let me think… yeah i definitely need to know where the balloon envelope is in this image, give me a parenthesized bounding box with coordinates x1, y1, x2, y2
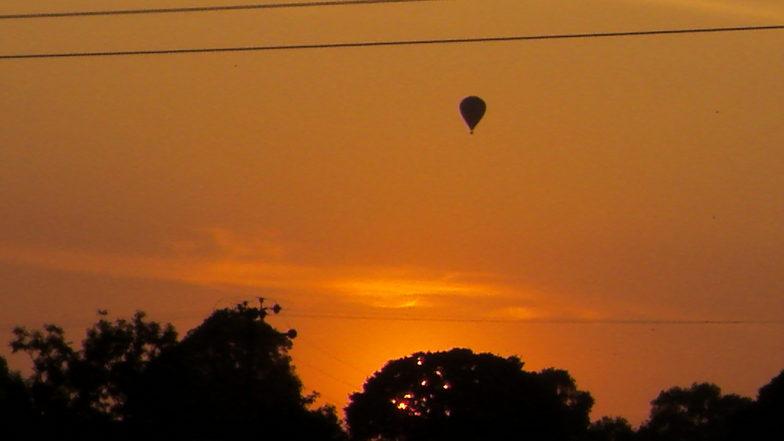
(459, 96, 486, 134)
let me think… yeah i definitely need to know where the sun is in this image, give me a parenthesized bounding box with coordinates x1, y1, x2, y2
(334, 276, 492, 309)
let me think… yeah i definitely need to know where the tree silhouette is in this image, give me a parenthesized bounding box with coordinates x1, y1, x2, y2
(586, 416, 636, 441)
(8, 302, 779, 441)
(752, 369, 784, 438)
(124, 300, 346, 441)
(7, 303, 346, 441)
(345, 348, 593, 441)
(0, 356, 34, 440)
(637, 382, 751, 441)
(10, 311, 177, 440)
(726, 370, 784, 441)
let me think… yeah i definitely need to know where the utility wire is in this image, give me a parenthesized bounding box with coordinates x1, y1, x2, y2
(284, 313, 784, 325)
(297, 338, 368, 375)
(3, 313, 782, 333)
(0, 0, 441, 20)
(2, 24, 782, 60)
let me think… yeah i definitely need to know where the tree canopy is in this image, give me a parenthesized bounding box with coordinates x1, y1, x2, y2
(124, 301, 344, 441)
(586, 416, 636, 441)
(2, 305, 783, 441)
(0, 355, 33, 440)
(726, 369, 784, 441)
(345, 347, 593, 441)
(636, 382, 752, 441)
(752, 369, 784, 438)
(10, 310, 178, 440)
(5, 301, 345, 441)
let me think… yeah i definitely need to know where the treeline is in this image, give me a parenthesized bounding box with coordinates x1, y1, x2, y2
(0, 302, 781, 441)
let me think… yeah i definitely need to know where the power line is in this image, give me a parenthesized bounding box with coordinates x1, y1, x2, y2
(284, 312, 784, 325)
(294, 358, 358, 389)
(0, 0, 441, 20)
(2, 24, 782, 60)
(297, 337, 368, 375)
(8, 313, 776, 328)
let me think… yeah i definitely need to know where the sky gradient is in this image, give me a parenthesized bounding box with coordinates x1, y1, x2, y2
(2, 0, 783, 424)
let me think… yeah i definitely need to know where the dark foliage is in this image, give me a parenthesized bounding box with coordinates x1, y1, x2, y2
(4, 303, 346, 441)
(586, 416, 636, 441)
(637, 382, 752, 441)
(10, 311, 178, 440)
(3, 305, 783, 441)
(0, 356, 34, 440)
(124, 301, 345, 441)
(726, 369, 784, 441)
(345, 347, 594, 441)
(753, 369, 784, 437)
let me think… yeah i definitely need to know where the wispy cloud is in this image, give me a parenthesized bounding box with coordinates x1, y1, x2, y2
(0, 228, 603, 321)
(330, 273, 503, 309)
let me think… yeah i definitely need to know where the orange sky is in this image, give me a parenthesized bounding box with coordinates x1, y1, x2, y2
(2, 0, 784, 425)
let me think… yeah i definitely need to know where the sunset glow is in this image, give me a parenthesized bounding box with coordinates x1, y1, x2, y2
(2, 0, 783, 426)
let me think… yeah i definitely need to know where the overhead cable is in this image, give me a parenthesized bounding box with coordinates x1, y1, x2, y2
(2, 24, 782, 60)
(0, 0, 441, 20)
(285, 313, 784, 325)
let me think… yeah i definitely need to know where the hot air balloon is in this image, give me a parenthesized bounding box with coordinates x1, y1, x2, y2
(459, 96, 486, 134)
